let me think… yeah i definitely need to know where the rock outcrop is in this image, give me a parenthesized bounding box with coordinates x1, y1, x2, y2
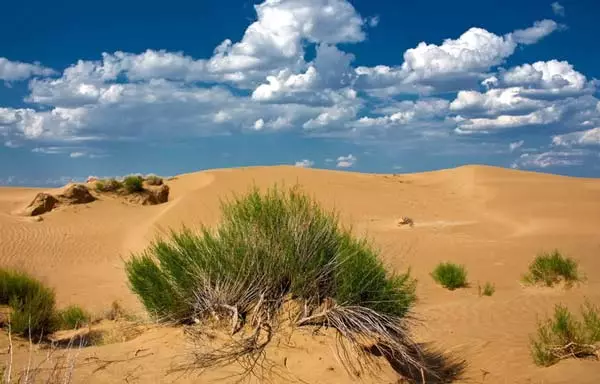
(24, 193, 59, 216)
(58, 184, 96, 204)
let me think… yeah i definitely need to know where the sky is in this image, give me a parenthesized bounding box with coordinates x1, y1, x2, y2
(1, 0, 600, 186)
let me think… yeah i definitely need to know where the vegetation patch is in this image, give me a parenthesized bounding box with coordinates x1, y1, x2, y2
(122, 175, 144, 193)
(125, 185, 451, 378)
(523, 250, 581, 287)
(531, 302, 600, 367)
(478, 282, 495, 297)
(95, 178, 123, 192)
(431, 262, 468, 290)
(0, 269, 58, 338)
(56, 305, 91, 330)
(144, 175, 163, 186)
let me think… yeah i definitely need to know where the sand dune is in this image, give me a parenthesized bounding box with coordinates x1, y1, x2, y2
(1, 165, 599, 383)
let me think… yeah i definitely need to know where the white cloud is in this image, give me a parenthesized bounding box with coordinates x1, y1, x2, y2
(336, 154, 357, 168)
(509, 140, 524, 151)
(509, 20, 559, 45)
(498, 60, 594, 98)
(253, 118, 265, 130)
(368, 16, 380, 27)
(69, 151, 86, 158)
(355, 20, 560, 95)
(551, 2, 565, 17)
(0, 57, 55, 82)
(552, 127, 600, 146)
(512, 150, 585, 168)
(450, 88, 545, 116)
(294, 159, 314, 167)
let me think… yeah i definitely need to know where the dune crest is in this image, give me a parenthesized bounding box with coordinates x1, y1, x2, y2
(1, 165, 599, 383)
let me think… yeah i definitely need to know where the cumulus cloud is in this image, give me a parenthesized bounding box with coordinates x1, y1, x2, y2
(294, 159, 314, 167)
(0, 58, 55, 82)
(552, 127, 600, 146)
(496, 60, 594, 98)
(355, 19, 560, 95)
(551, 2, 565, 17)
(336, 154, 357, 167)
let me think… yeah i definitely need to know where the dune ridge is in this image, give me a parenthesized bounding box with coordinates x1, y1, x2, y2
(1, 164, 599, 383)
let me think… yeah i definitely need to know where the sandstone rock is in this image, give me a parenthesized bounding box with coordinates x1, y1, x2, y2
(58, 184, 96, 204)
(25, 193, 59, 216)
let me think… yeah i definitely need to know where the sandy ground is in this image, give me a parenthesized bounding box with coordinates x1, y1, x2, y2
(0, 165, 599, 383)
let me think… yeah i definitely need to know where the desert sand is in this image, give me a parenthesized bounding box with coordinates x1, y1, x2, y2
(1, 164, 599, 383)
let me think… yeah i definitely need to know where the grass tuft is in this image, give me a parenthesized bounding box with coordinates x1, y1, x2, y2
(144, 175, 163, 186)
(431, 262, 468, 290)
(56, 305, 90, 330)
(95, 178, 123, 193)
(122, 175, 144, 193)
(0, 269, 57, 338)
(478, 282, 495, 297)
(125, 185, 429, 378)
(531, 302, 600, 366)
(523, 250, 581, 287)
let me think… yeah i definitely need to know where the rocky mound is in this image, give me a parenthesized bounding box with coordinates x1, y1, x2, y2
(23, 184, 95, 216)
(125, 184, 170, 205)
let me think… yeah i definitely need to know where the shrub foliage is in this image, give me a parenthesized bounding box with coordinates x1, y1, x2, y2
(531, 302, 600, 366)
(95, 178, 122, 192)
(479, 282, 495, 297)
(0, 269, 57, 337)
(56, 305, 90, 330)
(145, 175, 163, 186)
(431, 262, 468, 290)
(523, 250, 580, 287)
(123, 175, 144, 193)
(125, 185, 423, 376)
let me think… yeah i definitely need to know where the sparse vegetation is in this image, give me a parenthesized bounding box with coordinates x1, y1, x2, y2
(431, 262, 468, 290)
(478, 282, 495, 297)
(122, 175, 144, 193)
(125, 185, 429, 377)
(95, 178, 122, 192)
(144, 175, 163, 186)
(531, 302, 600, 367)
(523, 250, 581, 287)
(56, 305, 90, 330)
(0, 269, 57, 338)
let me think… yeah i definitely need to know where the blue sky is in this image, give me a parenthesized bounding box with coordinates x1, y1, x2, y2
(1, 0, 600, 186)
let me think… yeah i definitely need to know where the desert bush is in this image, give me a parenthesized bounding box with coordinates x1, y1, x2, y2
(523, 250, 580, 287)
(56, 305, 90, 330)
(122, 175, 144, 193)
(431, 262, 468, 290)
(0, 269, 57, 338)
(531, 302, 600, 366)
(478, 282, 495, 297)
(125, 185, 424, 377)
(95, 178, 122, 192)
(144, 175, 163, 186)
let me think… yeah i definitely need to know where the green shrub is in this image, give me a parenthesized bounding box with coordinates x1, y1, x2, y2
(57, 305, 90, 330)
(523, 250, 580, 287)
(123, 175, 144, 193)
(0, 269, 57, 337)
(145, 175, 163, 186)
(431, 262, 468, 290)
(531, 302, 600, 366)
(95, 178, 122, 192)
(125, 185, 421, 375)
(479, 282, 495, 297)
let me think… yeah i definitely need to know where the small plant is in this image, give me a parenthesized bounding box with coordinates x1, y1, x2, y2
(531, 302, 600, 367)
(523, 250, 581, 287)
(95, 178, 122, 192)
(0, 269, 57, 337)
(431, 262, 468, 290)
(478, 282, 495, 297)
(123, 175, 144, 193)
(144, 175, 163, 186)
(57, 305, 90, 330)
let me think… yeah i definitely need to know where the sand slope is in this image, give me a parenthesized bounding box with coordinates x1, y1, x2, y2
(1, 165, 599, 383)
